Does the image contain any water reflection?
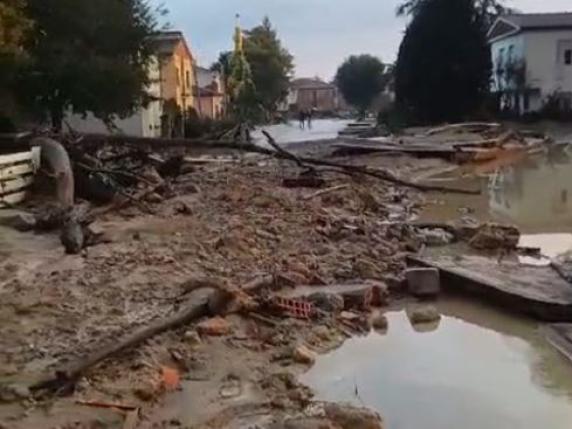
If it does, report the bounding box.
[301,297,572,429]
[489,146,572,230]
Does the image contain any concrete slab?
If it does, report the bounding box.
[408,254,572,321]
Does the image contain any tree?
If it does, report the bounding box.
[15,0,160,129]
[395,0,491,123]
[335,55,387,116]
[0,0,32,55]
[397,0,510,29]
[243,17,293,119]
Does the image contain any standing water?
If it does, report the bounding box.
[252,119,350,146]
[301,297,572,429]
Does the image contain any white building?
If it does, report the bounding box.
[66,57,163,137]
[488,13,572,114]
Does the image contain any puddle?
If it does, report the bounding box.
[301,297,572,429]
[252,119,350,145]
[419,146,572,263]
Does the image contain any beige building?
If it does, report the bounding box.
[286,78,341,113]
[195,66,226,119]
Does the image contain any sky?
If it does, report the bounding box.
[156,0,572,80]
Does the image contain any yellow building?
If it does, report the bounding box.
[151,31,196,137]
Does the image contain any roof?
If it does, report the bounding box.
[291,78,335,90]
[149,31,193,59]
[488,13,572,42]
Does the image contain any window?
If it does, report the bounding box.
[186,71,191,88]
[565,49,572,65]
[508,45,514,63]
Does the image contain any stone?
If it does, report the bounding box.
[183,330,201,345]
[197,316,231,336]
[0,383,30,403]
[365,280,389,306]
[381,274,407,293]
[324,403,384,429]
[133,383,156,401]
[371,314,388,331]
[308,292,344,313]
[406,267,440,298]
[313,325,332,341]
[419,228,454,246]
[293,344,317,365]
[408,305,441,324]
[0,213,36,231]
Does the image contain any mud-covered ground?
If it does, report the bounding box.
[0,142,446,428]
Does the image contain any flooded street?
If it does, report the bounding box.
[420,145,572,262]
[252,118,350,145]
[302,297,572,429]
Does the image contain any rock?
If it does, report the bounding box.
[381,274,407,293]
[133,383,156,401]
[0,213,36,231]
[174,201,193,215]
[324,403,384,429]
[197,316,231,336]
[371,314,388,331]
[467,223,520,250]
[313,325,332,341]
[0,383,30,403]
[406,267,440,298]
[408,305,441,324]
[60,220,84,254]
[183,330,201,345]
[308,292,344,313]
[418,228,454,246]
[293,344,317,365]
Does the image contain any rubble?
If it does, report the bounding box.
[293,344,317,365]
[197,316,232,336]
[406,267,441,298]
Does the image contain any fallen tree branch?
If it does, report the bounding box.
[425,122,501,136]
[261,130,305,169]
[31,296,211,394]
[303,184,350,201]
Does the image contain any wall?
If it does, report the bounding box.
[66,57,163,137]
[491,34,526,92]
[523,30,572,101]
[296,87,337,112]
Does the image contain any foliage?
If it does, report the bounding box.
[14,0,160,128]
[0,0,32,55]
[335,55,387,115]
[395,0,491,123]
[396,0,510,29]
[243,17,294,120]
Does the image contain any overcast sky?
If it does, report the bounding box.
[158,0,572,80]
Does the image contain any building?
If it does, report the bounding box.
[151,31,197,136]
[195,66,226,119]
[65,57,163,137]
[286,78,341,113]
[488,13,572,114]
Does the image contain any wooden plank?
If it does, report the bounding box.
[0,191,27,207]
[0,176,34,194]
[0,151,34,165]
[0,163,34,180]
[408,254,572,321]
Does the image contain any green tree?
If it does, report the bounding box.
[397,0,509,28]
[395,0,491,123]
[335,55,387,116]
[0,0,32,55]
[15,0,160,129]
[243,17,293,119]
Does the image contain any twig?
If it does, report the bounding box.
[77,162,156,187]
[75,400,137,411]
[302,184,350,201]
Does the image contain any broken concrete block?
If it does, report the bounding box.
[371,314,388,331]
[293,344,317,365]
[197,316,231,336]
[183,330,201,345]
[406,267,440,298]
[408,305,441,324]
[324,403,384,429]
[308,292,344,314]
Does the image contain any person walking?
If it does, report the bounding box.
[298,110,306,129]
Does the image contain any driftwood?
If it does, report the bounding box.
[425,122,501,136]
[303,184,350,201]
[32,296,211,394]
[32,137,75,208]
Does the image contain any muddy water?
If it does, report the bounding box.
[419,146,572,262]
[301,297,572,429]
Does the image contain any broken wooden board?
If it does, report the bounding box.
[0,147,40,207]
[408,254,572,321]
[544,324,572,362]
